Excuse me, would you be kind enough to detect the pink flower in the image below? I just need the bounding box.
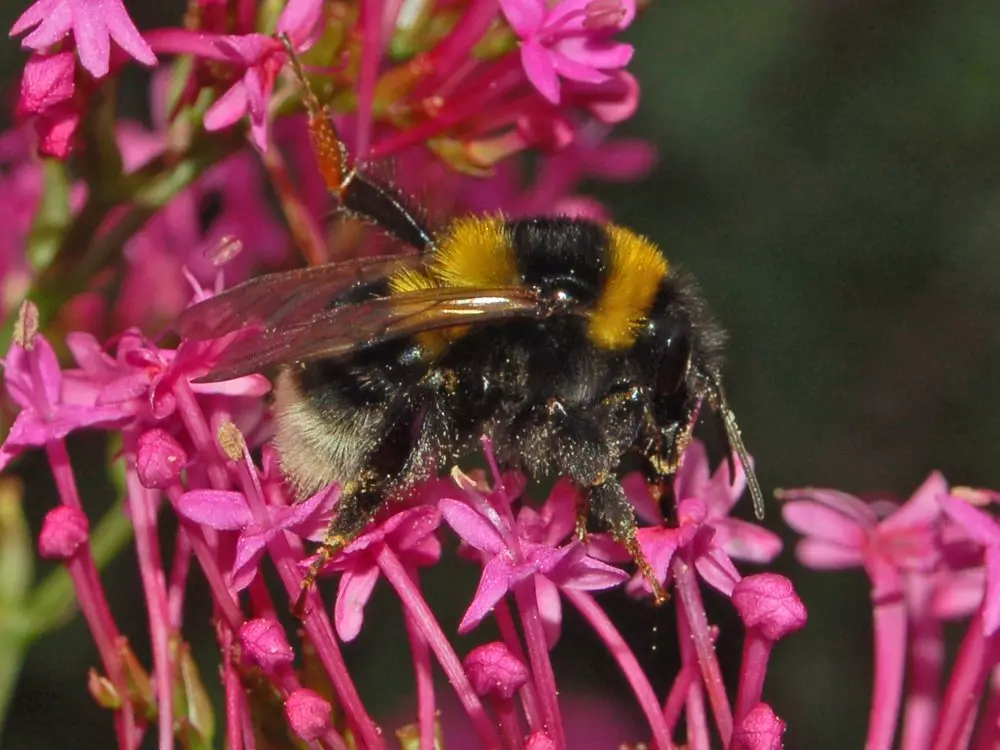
[147,0,322,150]
[616,441,781,599]
[781,471,945,597]
[730,703,786,750]
[941,495,1000,635]
[0,327,132,472]
[135,429,187,489]
[284,688,332,741]
[440,472,627,634]
[175,484,337,592]
[10,0,156,79]
[463,642,530,700]
[38,505,89,560]
[500,0,635,104]
[239,618,294,671]
[325,505,442,642]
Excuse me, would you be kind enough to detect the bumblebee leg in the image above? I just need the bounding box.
[586,478,667,604]
[294,410,420,617]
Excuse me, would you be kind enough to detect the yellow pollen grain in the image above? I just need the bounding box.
[589,224,669,350]
[429,215,519,288]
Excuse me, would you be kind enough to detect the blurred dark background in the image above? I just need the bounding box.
[3,1,999,748]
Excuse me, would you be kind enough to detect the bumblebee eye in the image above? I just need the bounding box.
[656,319,691,395]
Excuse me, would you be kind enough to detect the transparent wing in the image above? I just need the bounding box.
[196,286,554,382]
[177,253,420,340]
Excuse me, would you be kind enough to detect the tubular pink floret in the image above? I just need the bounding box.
[239,617,295,671]
[38,505,89,559]
[732,574,807,641]
[465,641,531,700]
[135,428,188,489]
[285,688,333,741]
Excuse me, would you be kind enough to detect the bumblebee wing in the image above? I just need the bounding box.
[177,253,420,340]
[196,286,551,382]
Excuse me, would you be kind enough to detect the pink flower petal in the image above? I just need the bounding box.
[795,538,864,570]
[942,496,1000,547]
[459,556,528,633]
[440,498,506,554]
[175,490,253,530]
[555,38,633,72]
[277,0,324,46]
[535,573,563,647]
[984,545,1000,636]
[781,501,870,548]
[521,42,561,104]
[335,563,380,641]
[102,0,156,67]
[780,488,878,528]
[694,545,742,597]
[204,82,249,132]
[18,2,71,51]
[716,518,783,564]
[550,544,628,590]
[499,0,547,38]
[550,50,609,85]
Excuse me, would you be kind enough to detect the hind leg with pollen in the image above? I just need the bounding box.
[294,414,420,617]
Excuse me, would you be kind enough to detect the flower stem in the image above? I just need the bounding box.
[494,600,543,732]
[402,569,437,750]
[376,544,502,749]
[733,631,771,725]
[492,695,525,750]
[676,604,709,750]
[868,572,907,750]
[563,589,674,750]
[124,469,174,750]
[931,609,1000,750]
[356,0,384,159]
[901,582,943,750]
[671,557,732,744]
[513,577,565,749]
[45,440,138,749]
[662,649,697,733]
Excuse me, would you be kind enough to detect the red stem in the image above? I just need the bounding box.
[494,600,544,732]
[376,544,502,749]
[931,609,1000,750]
[46,440,139,749]
[676,604,709,750]
[513,578,565,748]
[402,568,437,750]
[563,590,674,750]
[124,469,174,750]
[733,631,772,725]
[671,557,733,743]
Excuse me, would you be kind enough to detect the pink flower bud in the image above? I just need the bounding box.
[732,574,807,641]
[525,732,557,750]
[38,506,89,560]
[136,429,188,489]
[285,688,332,741]
[463,642,529,700]
[730,703,786,750]
[239,618,294,671]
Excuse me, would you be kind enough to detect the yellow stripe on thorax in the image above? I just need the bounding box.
[387,215,518,355]
[588,224,669,349]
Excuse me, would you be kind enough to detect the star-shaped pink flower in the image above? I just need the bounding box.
[324,505,442,641]
[500,0,636,104]
[781,471,945,600]
[0,326,132,472]
[175,484,337,592]
[441,472,627,635]
[10,0,156,79]
[146,0,322,150]
[610,441,782,599]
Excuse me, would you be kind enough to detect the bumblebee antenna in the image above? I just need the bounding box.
[708,376,765,521]
[277,34,435,252]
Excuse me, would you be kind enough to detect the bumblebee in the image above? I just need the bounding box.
[179,42,764,605]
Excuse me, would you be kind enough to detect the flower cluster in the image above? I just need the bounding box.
[0,292,796,747]
[780,475,1000,749]
[5,0,651,332]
